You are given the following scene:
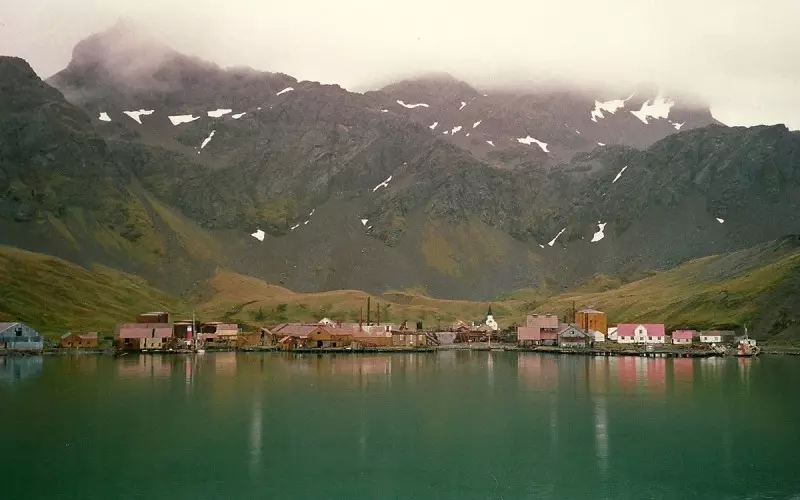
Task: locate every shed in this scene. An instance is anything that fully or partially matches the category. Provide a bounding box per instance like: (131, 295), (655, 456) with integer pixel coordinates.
(60, 332), (99, 349)
(0, 323), (44, 351)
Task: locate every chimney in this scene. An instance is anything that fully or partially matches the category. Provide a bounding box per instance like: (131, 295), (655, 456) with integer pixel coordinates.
(367, 297), (371, 325)
(359, 308), (363, 332)
(377, 302), (381, 325)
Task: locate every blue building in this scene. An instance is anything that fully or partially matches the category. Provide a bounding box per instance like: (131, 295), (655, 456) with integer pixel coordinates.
(0, 322), (44, 351)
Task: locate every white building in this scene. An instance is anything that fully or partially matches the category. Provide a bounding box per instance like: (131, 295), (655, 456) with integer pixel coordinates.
(485, 305), (499, 332)
(618, 324), (666, 344)
(700, 331), (722, 344)
(607, 327), (618, 342)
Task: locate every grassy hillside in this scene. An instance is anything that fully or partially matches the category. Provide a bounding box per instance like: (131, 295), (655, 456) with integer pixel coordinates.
(192, 269), (512, 330)
(528, 235), (800, 341)
(1, 236), (798, 343)
(0, 246), (182, 336)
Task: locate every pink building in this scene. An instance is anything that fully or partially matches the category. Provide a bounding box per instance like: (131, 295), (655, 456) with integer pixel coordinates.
(616, 324), (666, 344)
(671, 330), (696, 345)
(517, 314), (560, 346)
(116, 323), (173, 350)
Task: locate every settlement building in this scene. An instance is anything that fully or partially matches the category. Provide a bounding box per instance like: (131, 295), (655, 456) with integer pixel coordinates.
(485, 305), (499, 332)
(699, 331), (721, 344)
(60, 332), (99, 349)
(0, 322), (44, 351)
(617, 324), (666, 344)
(116, 323), (173, 350)
(575, 309), (608, 338)
(557, 324), (593, 348)
(517, 314), (560, 346)
(671, 330), (695, 345)
(607, 327), (618, 342)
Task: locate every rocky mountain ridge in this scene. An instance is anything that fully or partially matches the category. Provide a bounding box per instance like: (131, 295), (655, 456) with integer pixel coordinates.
(1, 23), (798, 301)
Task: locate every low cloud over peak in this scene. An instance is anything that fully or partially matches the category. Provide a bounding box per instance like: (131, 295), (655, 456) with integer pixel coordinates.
(2, 0), (800, 129)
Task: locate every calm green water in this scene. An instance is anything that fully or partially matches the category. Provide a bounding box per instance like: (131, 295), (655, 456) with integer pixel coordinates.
(2, 352), (800, 499)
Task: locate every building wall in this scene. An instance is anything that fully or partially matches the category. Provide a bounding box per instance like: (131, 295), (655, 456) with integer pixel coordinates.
(700, 335), (722, 343)
(617, 335), (635, 344)
(576, 312), (608, 336)
(1, 323), (43, 350)
(526, 315), (559, 329)
(672, 338), (692, 345)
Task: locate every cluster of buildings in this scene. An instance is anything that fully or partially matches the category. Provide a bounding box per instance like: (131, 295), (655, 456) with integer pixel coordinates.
(516, 309), (742, 348)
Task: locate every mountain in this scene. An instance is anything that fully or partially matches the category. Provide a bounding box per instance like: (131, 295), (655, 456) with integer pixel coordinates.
(367, 74), (718, 165)
(1, 22), (798, 302)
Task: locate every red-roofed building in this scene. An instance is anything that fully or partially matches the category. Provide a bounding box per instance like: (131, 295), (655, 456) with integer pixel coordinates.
(616, 324), (666, 344)
(671, 330), (696, 345)
(517, 314), (560, 346)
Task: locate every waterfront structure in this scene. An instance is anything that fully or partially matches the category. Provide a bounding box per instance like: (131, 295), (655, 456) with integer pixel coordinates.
(59, 332), (99, 349)
(671, 330), (695, 345)
(575, 309), (608, 338)
(391, 330), (431, 347)
(699, 331), (723, 344)
(517, 314), (560, 346)
(116, 323), (173, 350)
(0, 322), (43, 351)
(617, 324), (666, 344)
(607, 327), (618, 342)
(557, 324), (593, 348)
(199, 323), (239, 345)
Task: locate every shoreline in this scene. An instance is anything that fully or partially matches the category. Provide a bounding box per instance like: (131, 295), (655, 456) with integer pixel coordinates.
(2, 344), (795, 357)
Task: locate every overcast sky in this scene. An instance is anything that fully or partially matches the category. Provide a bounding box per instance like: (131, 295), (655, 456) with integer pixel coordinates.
(2, 0), (800, 129)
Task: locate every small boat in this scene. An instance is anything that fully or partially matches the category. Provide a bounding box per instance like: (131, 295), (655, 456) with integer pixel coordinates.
(733, 325), (760, 357)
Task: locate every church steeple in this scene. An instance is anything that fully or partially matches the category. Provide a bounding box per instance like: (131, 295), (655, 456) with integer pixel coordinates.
(487, 304), (493, 317)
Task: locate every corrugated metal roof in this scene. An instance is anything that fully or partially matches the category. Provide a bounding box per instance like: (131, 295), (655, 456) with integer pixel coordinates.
(0, 323), (19, 334)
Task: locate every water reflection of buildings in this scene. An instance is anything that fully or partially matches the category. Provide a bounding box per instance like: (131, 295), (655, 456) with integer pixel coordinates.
(0, 356), (43, 385)
(116, 355), (173, 379)
(612, 357), (666, 394)
(214, 352), (237, 376)
(517, 354), (558, 390)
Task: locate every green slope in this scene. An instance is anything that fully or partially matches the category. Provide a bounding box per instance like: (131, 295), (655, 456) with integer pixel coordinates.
(0, 246), (181, 336)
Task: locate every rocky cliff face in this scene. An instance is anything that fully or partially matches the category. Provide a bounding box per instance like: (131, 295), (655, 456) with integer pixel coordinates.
(2, 23), (798, 299)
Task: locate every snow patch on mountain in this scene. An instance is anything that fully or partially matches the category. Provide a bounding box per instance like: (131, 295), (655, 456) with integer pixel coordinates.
(517, 136), (549, 152)
(207, 109), (232, 118)
(443, 130), (449, 135)
(361, 219), (368, 226)
(590, 96), (631, 122)
(466, 133), (470, 137)
(451, 126), (462, 135)
(232, 112), (246, 120)
(459, 101), (467, 110)
(98, 112), (111, 122)
(290, 224), (300, 231)
(276, 87), (294, 96)
(548, 228), (566, 247)
(631, 97), (674, 124)
(716, 218), (725, 224)
(169, 114), (200, 125)
(670, 121), (685, 130)
(486, 140), (495, 147)
(612, 165), (628, 184)
(597, 142), (606, 146)
(373, 175), (392, 192)
(591, 222), (607, 242)
(200, 130), (216, 150)
(429, 121), (439, 130)
(304, 220), (309, 225)
(473, 120), (482, 129)
(397, 100), (429, 109)
(123, 109), (154, 124)
(251, 229), (265, 242)
(381, 109), (389, 113)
